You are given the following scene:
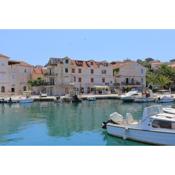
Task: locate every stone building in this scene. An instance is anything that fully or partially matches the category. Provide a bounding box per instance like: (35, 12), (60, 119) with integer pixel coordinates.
(44, 57), (114, 95)
(0, 54), (33, 96)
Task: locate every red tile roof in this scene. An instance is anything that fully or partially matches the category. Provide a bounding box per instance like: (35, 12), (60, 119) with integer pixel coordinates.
(32, 67), (46, 74)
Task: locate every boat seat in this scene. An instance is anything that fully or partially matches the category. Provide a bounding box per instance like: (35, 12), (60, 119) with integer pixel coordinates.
(126, 113), (136, 124)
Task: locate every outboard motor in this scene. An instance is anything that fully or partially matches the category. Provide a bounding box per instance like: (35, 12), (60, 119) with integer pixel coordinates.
(102, 121), (107, 129)
(101, 120), (112, 129)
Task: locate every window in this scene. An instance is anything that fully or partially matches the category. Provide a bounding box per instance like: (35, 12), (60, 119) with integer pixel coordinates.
(1, 86), (5, 93)
(126, 78), (129, 84)
(65, 59), (69, 64)
(102, 78), (105, 83)
(49, 69), (52, 75)
(72, 68), (75, 73)
(131, 78), (134, 84)
(91, 69), (94, 74)
(91, 62), (93, 66)
(141, 78), (144, 84)
(91, 78), (94, 83)
(74, 76), (76, 82)
(78, 77), (82, 82)
(23, 86), (27, 91)
(152, 120), (173, 129)
(65, 68), (68, 73)
(0, 62), (4, 66)
(102, 70), (107, 74)
(78, 68), (82, 73)
(50, 78), (55, 85)
(11, 88), (15, 93)
(24, 69), (27, 73)
(141, 69), (144, 74)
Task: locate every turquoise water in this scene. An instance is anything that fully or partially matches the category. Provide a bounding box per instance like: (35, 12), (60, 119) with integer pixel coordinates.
(0, 100), (173, 145)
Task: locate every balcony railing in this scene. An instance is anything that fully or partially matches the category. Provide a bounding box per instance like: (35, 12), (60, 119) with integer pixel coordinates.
(44, 73), (57, 76)
(44, 82), (55, 86)
(121, 82), (141, 85)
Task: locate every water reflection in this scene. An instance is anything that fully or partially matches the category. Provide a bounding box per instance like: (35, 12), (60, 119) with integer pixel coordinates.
(0, 100), (173, 145)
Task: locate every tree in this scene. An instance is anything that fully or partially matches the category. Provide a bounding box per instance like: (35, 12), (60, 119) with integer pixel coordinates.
(27, 77), (45, 87)
(145, 57), (154, 62)
(156, 64), (175, 82)
(170, 59), (175, 62)
(156, 75), (172, 89)
(146, 72), (158, 86)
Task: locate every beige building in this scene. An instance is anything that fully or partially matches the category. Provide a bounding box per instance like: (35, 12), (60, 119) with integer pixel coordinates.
(150, 61), (162, 70)
(112, 61), (146, 91)
(0, 54), (33, 96)
(45, 57), (114, 95)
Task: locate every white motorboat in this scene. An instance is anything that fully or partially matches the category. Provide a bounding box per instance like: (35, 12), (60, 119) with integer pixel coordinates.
(87, 97), (96, 101)
(156, 90), (174, 103)
(134, 89), (155, 103)
(120, 90), (139, 102)
(134, 97), (155, 103)
(102, 105), (175, 145)
(19, 97), (33, 103)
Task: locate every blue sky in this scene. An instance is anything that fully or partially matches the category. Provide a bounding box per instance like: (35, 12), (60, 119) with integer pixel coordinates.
(0, 29), (175, 65)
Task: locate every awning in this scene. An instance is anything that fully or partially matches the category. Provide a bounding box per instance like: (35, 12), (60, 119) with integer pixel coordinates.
(92, 85), (110, 90)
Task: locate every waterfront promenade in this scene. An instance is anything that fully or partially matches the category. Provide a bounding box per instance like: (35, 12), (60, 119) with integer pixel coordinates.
(2, 92), (175, 102)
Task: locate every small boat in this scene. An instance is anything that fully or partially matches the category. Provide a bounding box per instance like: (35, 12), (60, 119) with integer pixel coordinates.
(156, 90), (174, 103)
(87, 97), (96, 101)
(163, 107), (175, 114)
(120, 90), (139, 102)
(19, 97), (33, 103)
(102, 105), (175, 145)
(134, 97), (155, 103)
(72, 95), (82, 103)
(7, 97), (20, 103)
(0, 98), (5, 103)
(40, 93), (47, 97)
(134, 89), (155, 103)
(61, 95), (72, 103)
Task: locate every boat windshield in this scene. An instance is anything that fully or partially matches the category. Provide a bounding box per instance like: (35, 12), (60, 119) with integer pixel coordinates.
(126, 90), (138, 96)
(142, 105), (163, 119)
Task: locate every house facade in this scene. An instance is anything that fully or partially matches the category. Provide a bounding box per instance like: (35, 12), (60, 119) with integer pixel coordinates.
(112, 61), (146, 91)
(0, 54), (33, 96)
(44, 57), (114, 95)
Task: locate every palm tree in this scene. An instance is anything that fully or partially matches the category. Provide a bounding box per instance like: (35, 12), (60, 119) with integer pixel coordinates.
(156, 75), (172, 89)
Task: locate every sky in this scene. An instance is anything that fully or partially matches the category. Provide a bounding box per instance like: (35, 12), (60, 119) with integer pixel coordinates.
(0, 29), (175, 65)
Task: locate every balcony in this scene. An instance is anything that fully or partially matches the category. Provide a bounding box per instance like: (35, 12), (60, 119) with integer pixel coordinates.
(44, 82), (55, 86)
(44, 73), (57, 76)
(121, 81), (141, 86)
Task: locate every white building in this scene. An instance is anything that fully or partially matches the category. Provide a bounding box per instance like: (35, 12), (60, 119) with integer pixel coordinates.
(45, 57), (114, 95)
(0, 54), (33, 96)
(112, 61), (146, 91)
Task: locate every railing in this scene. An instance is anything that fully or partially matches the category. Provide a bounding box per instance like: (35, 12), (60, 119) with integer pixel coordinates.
(44, 73), (57, 76)
(121, 82), (141, 85)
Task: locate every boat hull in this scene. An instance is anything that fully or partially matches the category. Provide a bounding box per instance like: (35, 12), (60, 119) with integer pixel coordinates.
(134, 98), (155, 103)
(121, 97), (135, 102)
(19, 99), (33, 103)
(107, 124), (175, 145)
(158, 99), (174, 103)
